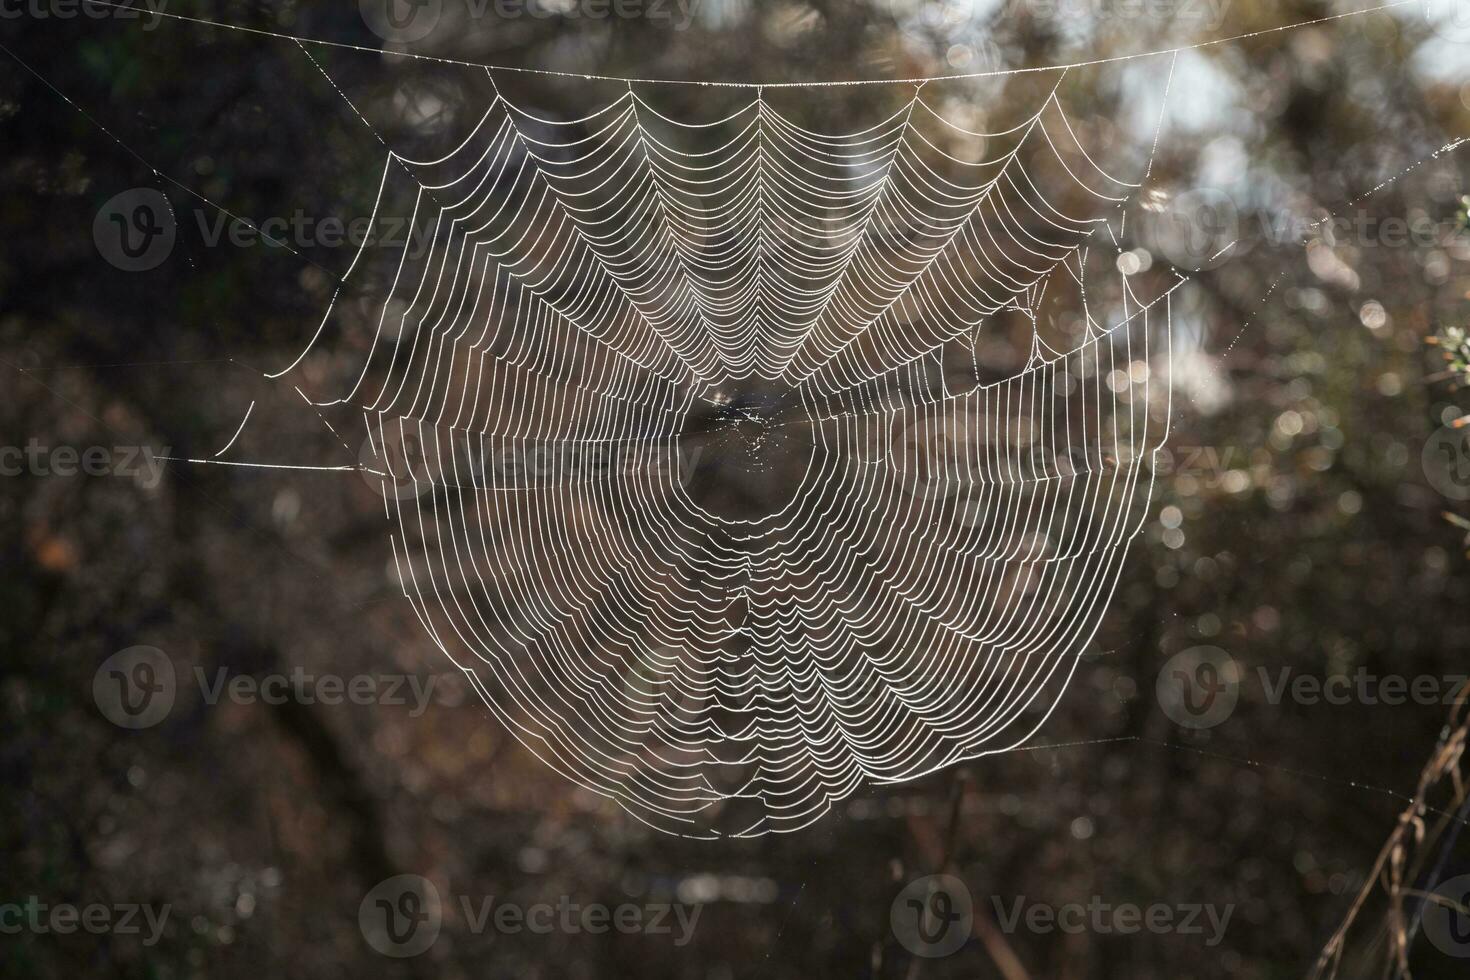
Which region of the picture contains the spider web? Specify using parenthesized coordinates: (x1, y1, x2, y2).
(201, 55, 1190, 837)
(0, 0, 1435, 840)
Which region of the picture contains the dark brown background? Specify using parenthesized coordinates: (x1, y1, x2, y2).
(3, 1, 1470, 977)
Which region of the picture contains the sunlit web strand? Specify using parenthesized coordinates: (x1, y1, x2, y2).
(82, 0, 1420, 88)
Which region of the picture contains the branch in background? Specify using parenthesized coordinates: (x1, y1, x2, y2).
(1310, 690, 1469, 980)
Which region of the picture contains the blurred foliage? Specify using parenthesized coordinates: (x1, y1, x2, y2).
(2, 1, 1470, 979)
(1429, 322, 1470, 390)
